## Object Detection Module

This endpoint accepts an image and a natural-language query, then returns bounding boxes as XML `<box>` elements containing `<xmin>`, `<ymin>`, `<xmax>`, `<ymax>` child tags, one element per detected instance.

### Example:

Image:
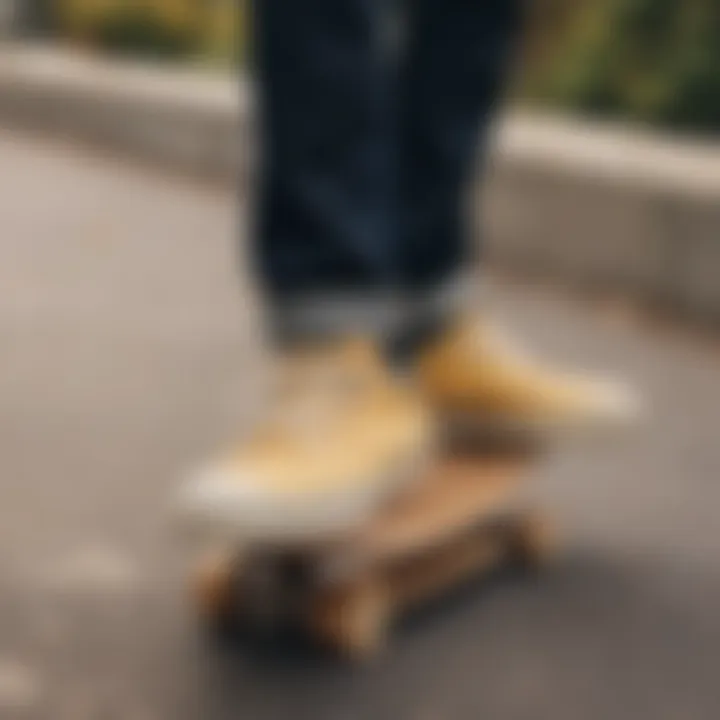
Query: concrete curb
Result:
<box><xmin>486</xmin><ymin>117</ymin><xmax>720</xmax><ymax>320</ymax></box>
<box><xmin>2</xmin><ymin>46</ymin><xmax>719</xmax><ymax>320</ymax></box>
<box><xmin>0</xmin><ymin>46</ymin><xmax>245</xmax><ymax>179</ymax></box>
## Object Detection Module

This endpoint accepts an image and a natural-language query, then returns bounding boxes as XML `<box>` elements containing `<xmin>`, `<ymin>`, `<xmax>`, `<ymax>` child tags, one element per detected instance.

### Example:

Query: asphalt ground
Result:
<box><xmin>1</xmin><ymin>130</ymin><xmax>720</xmax><ymax>719</ymax></box>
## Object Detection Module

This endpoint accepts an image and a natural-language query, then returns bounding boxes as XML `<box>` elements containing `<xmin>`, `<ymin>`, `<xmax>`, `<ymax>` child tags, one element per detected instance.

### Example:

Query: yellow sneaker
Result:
<box><xmin>417</xmin><ymin>318</ymin><xmax>641</xmax><ymax>437</ymax></box>
<box><xmin>177</xmin><ymin>339</ymin><xmax>433</xmax><ymax>544</ymax></box>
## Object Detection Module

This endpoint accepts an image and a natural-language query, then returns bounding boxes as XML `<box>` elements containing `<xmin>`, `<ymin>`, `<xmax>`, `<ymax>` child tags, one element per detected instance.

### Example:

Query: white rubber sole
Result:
<box><xmin>443</xmin><ymin>380</ymin><xmax>644</xmax><ymax>447</ymax></box>
<box><xmin>175</xmin><ymin>442</ymin><xmax>433</xmax><ymax>547</ymax></box>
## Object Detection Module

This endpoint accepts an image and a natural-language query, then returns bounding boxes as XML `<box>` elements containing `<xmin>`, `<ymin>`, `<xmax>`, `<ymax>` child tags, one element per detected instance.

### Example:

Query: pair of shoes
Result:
<box><xmin>177</xmin><ymin>319</ymin><xmax>640</xmax><ymax>543</ymax></box>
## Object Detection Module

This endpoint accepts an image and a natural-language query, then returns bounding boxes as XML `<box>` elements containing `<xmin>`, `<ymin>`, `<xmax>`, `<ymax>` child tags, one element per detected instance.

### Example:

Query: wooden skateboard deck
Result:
<box><xmin>191</xmin><ymin>453</ymin><xmax>554</xmax><ymax>659</ymax></box>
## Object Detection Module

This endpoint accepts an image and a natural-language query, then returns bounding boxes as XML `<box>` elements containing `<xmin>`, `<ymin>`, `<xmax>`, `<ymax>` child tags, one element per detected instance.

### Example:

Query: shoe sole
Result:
<box><xmin>442</xmin><ymin>405</ymin><xmax>642</xmax><ymax>454</ymax></box>
<box><xmin>174</xmin><ymin>440</ymin><xmax>435</xmax><ymax>548</ymax></box>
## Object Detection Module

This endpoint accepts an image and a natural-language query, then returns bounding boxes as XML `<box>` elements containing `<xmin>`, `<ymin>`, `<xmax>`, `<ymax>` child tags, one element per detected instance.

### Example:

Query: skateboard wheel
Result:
<box><xmin>191</xmin><ymin>550</ymin><xmax>241</xmax><ymax>632</ymax></box>
<box><xmin>311</xmin><ymin>578</ymin><xmax>389</xmax><ymax>660</ymax></box>
<box><xmin>510</xmin><ymin>512</ymin><xmax>556</xmax><ymax>570</ymax></box>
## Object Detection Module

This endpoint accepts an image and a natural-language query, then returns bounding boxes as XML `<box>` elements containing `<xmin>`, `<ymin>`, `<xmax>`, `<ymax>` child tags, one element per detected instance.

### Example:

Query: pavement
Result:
<box><xmin>2</xmin><ymin>128</ymin><xmax>720</xmax><ymax>720</ymax></box>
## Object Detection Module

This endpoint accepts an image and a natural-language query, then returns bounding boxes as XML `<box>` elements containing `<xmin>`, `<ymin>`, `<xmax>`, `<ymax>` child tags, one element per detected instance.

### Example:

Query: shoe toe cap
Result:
<box><xmin>176</xmin><ymin>465</ymin><xmax>266</xmax><ymax>536</ymax></box>
<box><xmin>175</xmin><ymin>464</ymin><xmax>377</xmax><ymax>543</ymax></box>
<box><xmin>586</xmin><ymin>378</ymin><xmax>644</xmax><ymax>425</ymax></box>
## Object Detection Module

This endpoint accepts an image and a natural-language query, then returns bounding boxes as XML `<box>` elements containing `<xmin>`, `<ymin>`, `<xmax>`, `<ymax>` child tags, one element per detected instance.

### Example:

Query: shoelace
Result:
<box><xmin>467</xmin><ymin>321</ymin><xmax>533</xmax><ymax>369</ymax></box>
<box><xmin>257</xmin><ymin>357</ymin><xmax>366</xmax><ymax>443</ymax></box>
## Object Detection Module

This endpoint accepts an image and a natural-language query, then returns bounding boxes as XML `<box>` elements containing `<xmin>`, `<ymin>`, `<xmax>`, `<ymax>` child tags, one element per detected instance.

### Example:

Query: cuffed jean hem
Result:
<box><xmin>266</xmin><ymin>272</ymin><xmax>477</xmax><ymax>351</ymax></box>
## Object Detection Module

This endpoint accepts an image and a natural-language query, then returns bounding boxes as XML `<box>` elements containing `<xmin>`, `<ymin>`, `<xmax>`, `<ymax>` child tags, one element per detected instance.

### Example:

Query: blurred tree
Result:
<box><xmin>56</xmin><ymin>0</ymin><xmax>230</xmax><ymax>59</ymax></box>
<box><xmin>50</xmin><ymin>0</ymin><xmax>718</xmax><ymax>132</ymax></box>
<box><xmin>525</xmin><ymin>0</ymin><xmax>720</xmax><ymax>133</ymax></box>
<box><xmin>196</xmin><ymin>0</ymin><xmax>244</xmax><ymax>64</ymax></box>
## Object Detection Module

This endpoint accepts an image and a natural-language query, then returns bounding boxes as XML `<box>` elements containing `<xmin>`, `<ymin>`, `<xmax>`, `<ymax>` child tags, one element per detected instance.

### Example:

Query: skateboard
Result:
<box><xmin>189</xmin><ymin>453</ymin><xmax>555</xmax><ymax>659</ymax></box>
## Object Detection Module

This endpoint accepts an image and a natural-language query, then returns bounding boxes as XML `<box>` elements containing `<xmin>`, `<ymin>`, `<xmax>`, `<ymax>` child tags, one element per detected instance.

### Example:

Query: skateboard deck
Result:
<box><xmin>191</xmin><ymin>453</ymin><xmax>554</xmax><ymax>659</ymax></box>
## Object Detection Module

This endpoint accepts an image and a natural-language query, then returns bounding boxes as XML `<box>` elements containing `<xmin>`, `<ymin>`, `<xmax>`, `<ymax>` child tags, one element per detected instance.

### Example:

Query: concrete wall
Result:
<box><xmin>485</xmin><ymin>117</ymin><xmax>720</xmax><ymax>319</ymax></box>
<box><xmin>2</xmin><ymin>47</ymin><xmax>719</xmax><ymax>320</ymax></box>
<box><xmin>0</xmin><ymin>47</ymin><xmax>244</xmax><ymax>179</ymax></box>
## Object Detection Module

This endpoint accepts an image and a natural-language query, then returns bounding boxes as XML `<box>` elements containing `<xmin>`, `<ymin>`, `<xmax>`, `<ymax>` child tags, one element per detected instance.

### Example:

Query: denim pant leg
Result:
<box><xmin>251</xmin><ymin>0</ymin><xmax>523</xmax><ymax>345</ymax></box>
<box><xmin>399</xmin><ymin>0</ymin><xmax>524</xmax><ymax>298</ymax></box>
<box><xmin>251</xmin><ymin>0</ymin><xmax>399</xmax><ymax>341</ymax></box>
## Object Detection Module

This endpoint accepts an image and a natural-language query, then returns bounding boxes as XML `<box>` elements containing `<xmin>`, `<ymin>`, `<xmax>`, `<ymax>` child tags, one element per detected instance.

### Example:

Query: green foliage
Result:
<box><xmin>57</xmin><ymin>0</ymin><xmax>243</xmax><ymax>64</ymax></box>
<box><xmin>199</xmin><ymin>0</ymin><xmax>245</xmax><ymax>66</ymax></box>
<box><xmin>93</xmin><ymin>5</ymin><xmax>198</xmax><ymax>59</ymax></box>
<box><xmin>525</xmin><ymin>0</ymin><xmax>720</xmax><ymax>133</ymax></box>
<box><xmin>57</xmin><ymin>1</ymin><xmax>718</xmax><ymax>132</ymax></box>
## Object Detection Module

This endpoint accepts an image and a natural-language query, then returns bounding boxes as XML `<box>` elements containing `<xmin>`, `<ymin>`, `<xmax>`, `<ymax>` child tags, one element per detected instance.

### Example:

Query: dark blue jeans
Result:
<box><xmin>252</xmin><ymin>0</ymin><xmax>523</xmax><ymax>341</ymax></box>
